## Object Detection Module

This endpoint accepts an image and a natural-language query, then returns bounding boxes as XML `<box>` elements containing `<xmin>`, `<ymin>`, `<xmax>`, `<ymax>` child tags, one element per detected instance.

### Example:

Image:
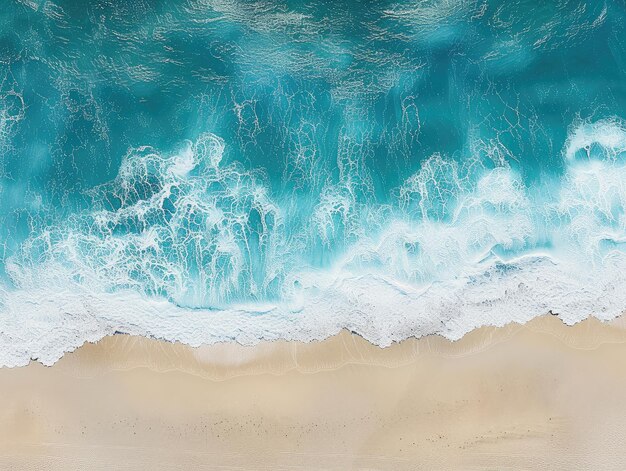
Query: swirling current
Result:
<box><xmin>1</xmin><ymin>0</ymin><xmax>626</xmax><ymax>365</ymax></box>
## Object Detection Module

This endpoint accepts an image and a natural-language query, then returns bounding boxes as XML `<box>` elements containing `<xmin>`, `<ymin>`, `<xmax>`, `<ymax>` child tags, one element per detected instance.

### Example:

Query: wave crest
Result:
<box><xmin>3</xmin><ymin>118</ymin><xmax>626</xmax><ymax>366</ymax></box>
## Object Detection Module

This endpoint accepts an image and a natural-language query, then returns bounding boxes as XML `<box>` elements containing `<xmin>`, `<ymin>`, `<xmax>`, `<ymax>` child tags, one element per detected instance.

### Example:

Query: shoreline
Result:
<box><xmin>2</xmin><ymin>314</ymin><xmax>626</xmax><ymax>469</ymax></box>
<box><xmin>7</xmin><ymin>308</ymin><xmax>625</xmax><ymax>371</ymax></box>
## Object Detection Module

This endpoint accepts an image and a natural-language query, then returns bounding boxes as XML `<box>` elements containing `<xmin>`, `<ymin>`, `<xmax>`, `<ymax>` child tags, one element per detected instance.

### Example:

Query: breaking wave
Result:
<box><xmin>1</xmin><ymin>118</ymin><xmax>626</xmax><ymax>365</ymax></box>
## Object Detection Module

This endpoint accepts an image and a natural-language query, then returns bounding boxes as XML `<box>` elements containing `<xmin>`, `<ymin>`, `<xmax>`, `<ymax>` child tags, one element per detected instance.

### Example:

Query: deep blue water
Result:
<box><xmin>2</xmin><ymin>0</ymin><xmax>626</xmax><ymax>365</ymax></box>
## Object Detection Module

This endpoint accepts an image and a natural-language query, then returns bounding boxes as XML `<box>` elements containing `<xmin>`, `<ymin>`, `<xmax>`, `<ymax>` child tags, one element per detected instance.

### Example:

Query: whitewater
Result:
<box><xmin>1</xmin><ymin>0</ymin><xmax>626</xmax><ymax>366</ymax></box>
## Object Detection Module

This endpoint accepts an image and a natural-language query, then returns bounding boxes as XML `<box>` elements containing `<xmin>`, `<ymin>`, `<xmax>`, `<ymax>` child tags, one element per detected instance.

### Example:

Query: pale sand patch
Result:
<box><xmin>1</xmin><ymin>315</ymin><xmax>626</xmax><ymax>470</ymax></box>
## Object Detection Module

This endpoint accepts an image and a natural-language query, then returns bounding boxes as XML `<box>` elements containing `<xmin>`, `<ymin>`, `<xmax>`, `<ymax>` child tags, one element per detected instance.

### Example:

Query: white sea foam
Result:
<box><xmin>2</xmin><ymin>118</ymin><xmax>626</xmax><ymax>367</ymax></box>
<box><xmin>2</xmin><ymin>249</ymin><xmax>625</xmax><ymax>367</ymax></box>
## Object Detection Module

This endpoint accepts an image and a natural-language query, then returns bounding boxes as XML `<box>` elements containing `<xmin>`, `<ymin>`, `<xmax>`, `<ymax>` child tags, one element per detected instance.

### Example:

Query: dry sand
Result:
<box><xmin>1</xmin><ymin>314</ymin><xmax>626</xmax><ymax>470</ymax></box>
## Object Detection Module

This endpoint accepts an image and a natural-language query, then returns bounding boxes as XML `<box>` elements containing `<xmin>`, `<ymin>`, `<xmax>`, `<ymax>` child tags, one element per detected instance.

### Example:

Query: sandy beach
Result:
<box><xmin>1</xmin><ymin>314</ymin><xmax>626</xmax><ymax>470</ymax></box>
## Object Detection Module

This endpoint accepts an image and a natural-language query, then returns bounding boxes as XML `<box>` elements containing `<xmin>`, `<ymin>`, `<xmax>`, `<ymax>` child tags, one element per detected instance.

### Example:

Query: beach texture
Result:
<box><xmin>1</xmin><ymin>315</ymin><xmax>626</xmax><ymax>470</ymax></box>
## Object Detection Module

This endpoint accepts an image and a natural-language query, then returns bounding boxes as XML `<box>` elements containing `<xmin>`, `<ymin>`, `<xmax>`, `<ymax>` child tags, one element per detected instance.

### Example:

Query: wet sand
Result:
<box><xmin>1</xmin><ymin>315</ymin><xmax>626</xmax><ymax>470</ymax></box>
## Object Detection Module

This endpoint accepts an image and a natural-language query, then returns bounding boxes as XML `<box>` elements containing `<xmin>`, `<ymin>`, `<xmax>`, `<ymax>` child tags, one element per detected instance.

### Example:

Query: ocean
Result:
<box><xmin>1</xmin><ymin>0</ymin><xmax>626</xmax><ymax>366</ymax></box>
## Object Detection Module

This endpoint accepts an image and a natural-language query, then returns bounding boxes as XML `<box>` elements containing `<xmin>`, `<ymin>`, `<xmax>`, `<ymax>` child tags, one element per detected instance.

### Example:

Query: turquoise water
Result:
<box><xmin>2</xmin><ymin>0</ymin><xmax>626</xmax><ymax>365</ymax></box>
